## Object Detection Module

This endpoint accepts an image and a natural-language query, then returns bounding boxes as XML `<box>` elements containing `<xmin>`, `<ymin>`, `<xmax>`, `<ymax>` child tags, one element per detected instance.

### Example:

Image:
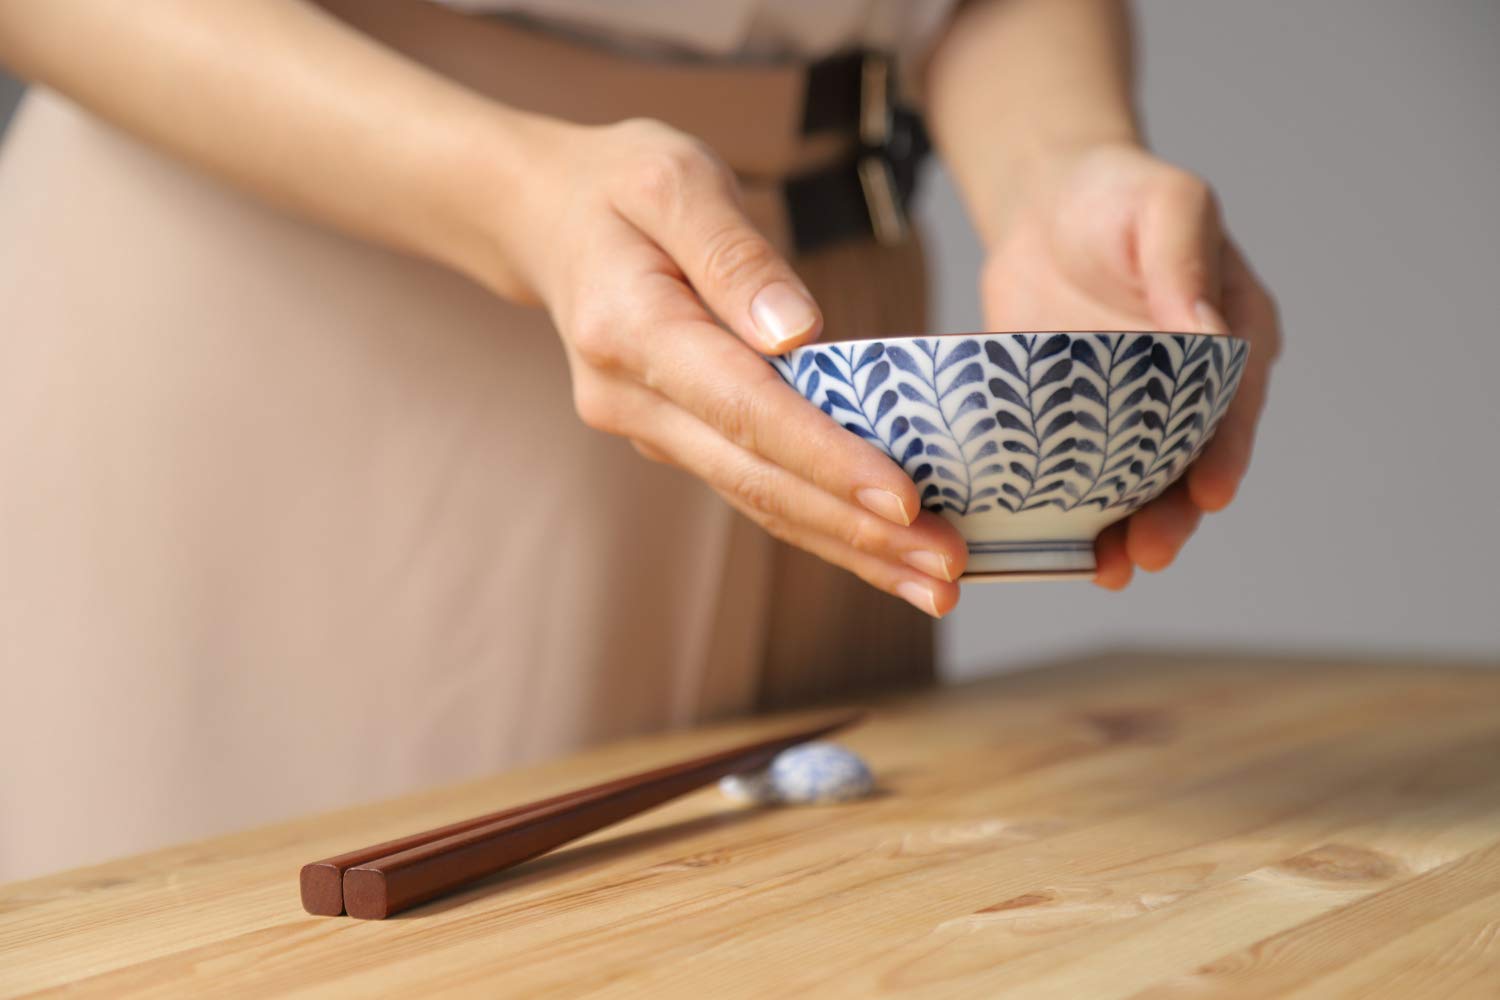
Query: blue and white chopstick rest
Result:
<box><xmin>719</xmin><ymin>741</ymin><xmax>875</xmax><ymax>805</ymax></box>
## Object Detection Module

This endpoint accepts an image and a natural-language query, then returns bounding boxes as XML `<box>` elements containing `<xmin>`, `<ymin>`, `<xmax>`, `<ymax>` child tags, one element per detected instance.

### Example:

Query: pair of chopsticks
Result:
<box><xmin>301</xmin><ymin>710</ymin><xmax>863</xmax><ymax>919</ymax></box>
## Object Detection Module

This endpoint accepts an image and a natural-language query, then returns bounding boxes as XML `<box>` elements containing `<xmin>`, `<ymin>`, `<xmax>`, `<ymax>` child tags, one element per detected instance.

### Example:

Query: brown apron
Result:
<box><xmin>0</xmin><ymin>8</ymin><xmax>932</xmax><ymax>881</ymax></box>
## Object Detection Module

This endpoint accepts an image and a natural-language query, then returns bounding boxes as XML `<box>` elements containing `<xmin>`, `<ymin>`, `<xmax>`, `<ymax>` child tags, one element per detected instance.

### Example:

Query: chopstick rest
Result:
<box><xmin>719</xmin><ymin>741</ymin><xmax>874</xmax><ymax>805</ymax></box>
<box><xmin>301</xmin><ymin>710</ymin><xmax>863</xmax><ymax>919</ymax></box>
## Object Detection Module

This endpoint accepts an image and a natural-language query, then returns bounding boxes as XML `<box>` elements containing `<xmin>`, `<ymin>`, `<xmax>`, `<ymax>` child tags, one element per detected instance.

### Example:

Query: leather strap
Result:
<box><xmin>800</xmin><ymin>50</ymin><xmax>866</xmax><ymax>136</ymax></box>
<box><xmin>790</xmin><ymin>50</ymin><xmax>932</xmax><ymax>253</ymax></box>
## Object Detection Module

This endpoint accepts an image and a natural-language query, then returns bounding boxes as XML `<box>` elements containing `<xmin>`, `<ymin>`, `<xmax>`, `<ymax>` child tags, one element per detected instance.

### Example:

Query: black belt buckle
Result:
<box><xmin>856</xmin><ymin>52</ymin><xmax>910</xmax><ymax>247</ymax></box>
<box><xmin>788</xmin><ymin>49</ymin><xmax>931</xmax><ymax>254</ymax></box>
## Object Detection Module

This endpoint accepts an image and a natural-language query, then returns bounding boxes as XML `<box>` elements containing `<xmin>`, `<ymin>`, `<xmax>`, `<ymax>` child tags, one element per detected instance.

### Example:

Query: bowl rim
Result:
<box><xmin>781</xmin><ymin>330</ymin><xmax>1249</xmax><ymax>350</ymax></box>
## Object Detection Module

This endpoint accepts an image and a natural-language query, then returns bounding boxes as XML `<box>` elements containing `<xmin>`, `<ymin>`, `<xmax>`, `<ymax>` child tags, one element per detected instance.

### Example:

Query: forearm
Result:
<box><xmin>925</xmin><ymin>0</ymin><xmax>1141</xmax><ymax>244</ymax></box>
<box><xmin>0</xmin><ymin>0</ymin><xmax>546</xmax><ymax>300</ymax></box>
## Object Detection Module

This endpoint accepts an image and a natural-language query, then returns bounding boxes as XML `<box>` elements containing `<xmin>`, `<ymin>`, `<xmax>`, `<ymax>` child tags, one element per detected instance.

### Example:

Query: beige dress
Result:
<box><xmin>0</xmin><ymin>12</ymin><xmax>934</xmax><ymax>881</ymax></box>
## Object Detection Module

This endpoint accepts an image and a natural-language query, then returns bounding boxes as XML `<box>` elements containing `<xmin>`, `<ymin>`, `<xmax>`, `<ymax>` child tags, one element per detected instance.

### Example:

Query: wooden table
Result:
<box><xmin>5</xmin><ymin>651</ymin><xmax>1500</xmax><ymax>998</ymax></box>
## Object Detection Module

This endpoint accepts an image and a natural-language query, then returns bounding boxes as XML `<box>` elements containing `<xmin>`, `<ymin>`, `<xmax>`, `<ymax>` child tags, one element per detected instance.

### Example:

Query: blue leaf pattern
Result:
<box><xmin>769</xmin><ymin>333</ymin><xmax>1248</xmax><ymax>519</ymax></box>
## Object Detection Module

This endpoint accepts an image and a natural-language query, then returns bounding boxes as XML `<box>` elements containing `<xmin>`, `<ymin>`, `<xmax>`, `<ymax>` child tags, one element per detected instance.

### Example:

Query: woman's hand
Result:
<box><xmin>0</xmin><ymin>3</ymin><xmax>963</xmax><ymax>614</ymax></box>
<box><xmin>980</xmin><ymin>143</ymin><xmax>1281</xmax><ymax>589</ymax></box>
<box><xmin>506</xmin><ymin>118</ymin><xmax>968</xmax><ymax>616</ymax></box>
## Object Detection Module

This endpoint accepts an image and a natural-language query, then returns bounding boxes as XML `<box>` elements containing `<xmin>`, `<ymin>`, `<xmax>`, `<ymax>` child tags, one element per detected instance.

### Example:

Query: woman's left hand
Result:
<box><xmin>980</xmin><ymin>142</ymin><xmax>1281</xmax><ymax>589</ymax></box>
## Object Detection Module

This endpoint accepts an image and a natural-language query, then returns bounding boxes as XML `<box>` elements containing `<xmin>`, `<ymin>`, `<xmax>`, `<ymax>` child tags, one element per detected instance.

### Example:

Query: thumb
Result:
<box><xmin>612</xmin><ymin>139</ymin><xmax>821</xmax><ymax>354</ymax></box>
<box><xmin>1138</xmin><ymin>171</ymin><xmax>1226</xmax><ymax>334</ymax></box>
<box><xmin>678</xmin><ymin>200</ymin><xmax>823</xmax><ymax>354</ymax></box>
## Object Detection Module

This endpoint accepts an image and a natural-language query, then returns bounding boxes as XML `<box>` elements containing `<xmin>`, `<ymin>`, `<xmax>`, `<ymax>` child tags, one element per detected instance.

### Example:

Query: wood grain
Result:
<box><xmin>4</xmin><ymin>651</ymin><xmax>1500</xmax><ymax>998</ymax></box>
<box><xmin>335</xmin><ymin>711</ymin><xmax>860</xmax><ymax>918</ymax></box>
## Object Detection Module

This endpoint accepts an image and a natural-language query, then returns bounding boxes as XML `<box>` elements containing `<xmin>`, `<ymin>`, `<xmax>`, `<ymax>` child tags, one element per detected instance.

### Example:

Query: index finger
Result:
<box><xmin>1187</xmin><ymin>242</ymin><xmax>1280</xmax><ymax>510</ymax></box>
<box><xmin>643</xmin><ymin>317</ymin><xmax>923</xmax><ymax>527</ymax></box>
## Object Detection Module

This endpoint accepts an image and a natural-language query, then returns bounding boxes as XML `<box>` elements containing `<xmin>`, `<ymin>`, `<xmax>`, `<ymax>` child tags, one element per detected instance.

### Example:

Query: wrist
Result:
<box><xmin>431</xmin><ymin>105</ymin><xmax>580</xmax><ymax>307</ymax></box>
<box><xmin>967</xmin><ymin>127</ymin><xmax>1143</xmax><ymax>248</ymax></box>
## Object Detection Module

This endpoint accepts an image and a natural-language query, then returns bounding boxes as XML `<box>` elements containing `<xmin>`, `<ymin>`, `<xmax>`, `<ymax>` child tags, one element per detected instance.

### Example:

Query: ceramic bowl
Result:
<box><xmin>770</xmin><ymin>332</ymin><xmax>1250</xmax><ymax>580</ymax></box>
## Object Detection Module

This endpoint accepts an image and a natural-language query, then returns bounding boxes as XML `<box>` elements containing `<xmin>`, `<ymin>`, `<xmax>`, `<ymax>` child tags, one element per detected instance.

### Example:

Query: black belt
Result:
<box><xmin>786</xmin><ymin>49</ymin><xmax>932</xmax><ymax>254</ymax></box>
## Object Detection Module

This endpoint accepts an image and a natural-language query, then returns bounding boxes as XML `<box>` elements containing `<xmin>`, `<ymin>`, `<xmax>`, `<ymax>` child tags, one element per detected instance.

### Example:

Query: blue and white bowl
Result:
<box><xmin>770</xmin><ymin>332</ymin><xmax>1250</xmax><ymax>579</ymax></box>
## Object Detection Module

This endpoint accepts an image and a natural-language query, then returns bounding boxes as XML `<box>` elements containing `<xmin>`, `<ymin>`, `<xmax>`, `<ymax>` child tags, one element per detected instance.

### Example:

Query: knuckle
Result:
<box><xmin>624</xmin><ymin>139</ymin><xmax>722</xmax><ymax>213</ymax></box>
<box><xmin>571</xmin><ymin>379</ymin><xmax>619</xmax><ymax>433</ymax></box>
<box><xmin>704</xmin><ymin>385</ymin><xmax>764</xmax><ymax>452</ymax></box>
<box><xmin>730</xmin><ymin>464</ymin><xmax>782</xmax><ymax>519</ymax></box>
<box><xmin>1156</xmin><ymin>169</ymin><xmax>1220</xmax><ymax>227</ymax></box>
<box><xmin>1176</xmin><ymin>256</ymin><xmax>1211</xmax><ymax>292</ymax></box>
<box><xmin>757</xmin><ymin>513</ymin><xmax>797</xmax><ymax>547</ymax></box>
<box><xmin>635</xmin><ymin>150</ymin><xmax>694</xmax><ymax>204</ymax></box>
<box><xmin>630</xmin><ymin>439</ymin><xmax>668</xmax><ymax>464</ymax></box>
<box><xmin>1162</xmin><ymin>166</ymin><xmax>1211</xmax><ymax>203</ymax></box>
<box><xmin>700</xmin><ymin>226</ymin><xmax>776</xmax><ymax>291</ymax></box>
<box><xmin>568</xmin><ymin>311</ymin><xmax>620</xmax><ymax>370</ymax></box>
<box><xmin>842</xmin><ymin>514</ymin><xmax>883</xmax><ymax>554</ymax></box>
<box><xmin>610</xmin><ymin>116</ymin><xmax>673</xmax><ymax>143</ymax></box>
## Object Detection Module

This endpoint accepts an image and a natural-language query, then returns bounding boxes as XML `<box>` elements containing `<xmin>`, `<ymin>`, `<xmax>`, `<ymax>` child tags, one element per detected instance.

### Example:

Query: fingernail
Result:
<box><xmin>1195</xmin><ymin>299</ymin><xmax>1229</xmax><ymax>335</ymax></box>
<box><xmin>856</xmin><ymin>487</ymin><xmax>911</xmax><ymax>526</ymax></box>
<box><xmin>896</xmin><ymin>580</ymin><xmax>941</xmax><ymax>618</ymax></box>
<box><xmin>903</xmin><ymin>550</ymin><xmax>953</xmax><ymax>582</ymax></box>
<box><xmin>750</xmin><ymin>282</ymin><xmax>819</xmax><ymax>350</ymax></box>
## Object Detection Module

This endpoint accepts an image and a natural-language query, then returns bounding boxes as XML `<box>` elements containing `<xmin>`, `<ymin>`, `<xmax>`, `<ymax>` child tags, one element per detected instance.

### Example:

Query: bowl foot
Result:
<box><xmin>963</xmin><ymin>539</ymin><xmax>1095</xmax><ymax>579</ymax></box>
<box><xmin>961</xmin><ymin>569</ymin><xmax>1097</xmax><ymax>584</ymax></box>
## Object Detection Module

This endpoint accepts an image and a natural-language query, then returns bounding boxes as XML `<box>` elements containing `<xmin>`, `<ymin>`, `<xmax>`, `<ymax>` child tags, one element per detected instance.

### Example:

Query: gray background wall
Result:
<box><xmin>924</xmin><ymin>0</ymin><xmax>1500</xmax><ymax>679</ymax></box>
<box><xmin>3</xmin><ymin>1</ymin><xmax>1497</xmax><ymax>683</ymax></box>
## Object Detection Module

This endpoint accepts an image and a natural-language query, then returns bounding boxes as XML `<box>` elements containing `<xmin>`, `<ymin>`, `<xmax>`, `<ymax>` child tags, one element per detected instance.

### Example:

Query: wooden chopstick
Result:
<box><xmin>301</xmin><ymin>710</ymin><xmax>862</xmax><ymax>919</ymax></box>
<box><xmin>300</xmin><ymin>783</ymin><xmax>607</xmax><ymax>916</ymax></box>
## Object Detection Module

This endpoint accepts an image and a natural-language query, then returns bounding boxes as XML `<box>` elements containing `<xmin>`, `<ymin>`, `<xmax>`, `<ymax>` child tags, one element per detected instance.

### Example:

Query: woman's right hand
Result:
<box><xmin>501</xmin><ymin>118</ymin><xmax>966</xmax><ymax>616</ymax></box>
<box><xmin>0</xmin><ymin>0</ymin><xmax>962</xmax><ymax>616</ymax></box>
